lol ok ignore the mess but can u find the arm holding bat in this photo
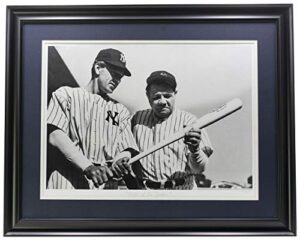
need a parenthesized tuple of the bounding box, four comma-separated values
(48, 125, 133, 188)
(184, 128, 213, 173)
(48, 127, 114, 187)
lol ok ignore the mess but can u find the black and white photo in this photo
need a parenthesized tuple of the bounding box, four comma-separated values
(40, 41, 258, 200)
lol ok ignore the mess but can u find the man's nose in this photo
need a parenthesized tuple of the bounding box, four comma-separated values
(158, 97, 167, 105)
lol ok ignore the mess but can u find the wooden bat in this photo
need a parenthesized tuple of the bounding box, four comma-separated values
(128, 98, 243, 165)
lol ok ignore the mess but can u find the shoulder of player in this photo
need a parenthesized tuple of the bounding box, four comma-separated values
(102, 94, 126, 107)
(111, 99, 129, 110)
(52, 87, 91, 104)
(54, 86, 82, 94)
(52, 86, 76, 98)
(132, 109, 152, 118)
(103, 97, 132, 116)
(131, 109, 152, 123)
(174, 109, 196, 120)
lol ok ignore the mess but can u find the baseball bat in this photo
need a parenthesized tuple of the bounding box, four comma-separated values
(128, 98, 243, 165)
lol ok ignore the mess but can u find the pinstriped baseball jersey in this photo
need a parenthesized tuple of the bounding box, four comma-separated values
(47, 86, 138, 189)
(131, 108, 212, 182)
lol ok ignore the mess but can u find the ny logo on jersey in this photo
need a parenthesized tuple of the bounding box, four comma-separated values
(105, 111, 119, 126)
(120, 53, 126, 63)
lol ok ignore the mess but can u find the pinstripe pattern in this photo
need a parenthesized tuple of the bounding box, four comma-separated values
(47, 86, 138, 189)
(131, 109, 212, 183)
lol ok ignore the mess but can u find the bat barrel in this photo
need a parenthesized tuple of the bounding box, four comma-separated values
(193, 98, 243, 129)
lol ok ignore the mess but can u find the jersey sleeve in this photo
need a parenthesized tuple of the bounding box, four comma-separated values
(183, 111, 213, 157)
(114, 107, 139, 155)
(47, 87, 71, 134)
(199, 128, 213, 157)
(183, 111, 214, 173)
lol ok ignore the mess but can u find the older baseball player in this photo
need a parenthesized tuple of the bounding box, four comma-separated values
(47, 48, 138, 189)
(128, 70, 213, 189)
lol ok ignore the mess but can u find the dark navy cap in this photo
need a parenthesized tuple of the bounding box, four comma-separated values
(146, 70, 177, 90)
(95, 48, 131, 76)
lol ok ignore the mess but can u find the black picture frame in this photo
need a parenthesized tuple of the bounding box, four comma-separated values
(4, 4, 295, 236)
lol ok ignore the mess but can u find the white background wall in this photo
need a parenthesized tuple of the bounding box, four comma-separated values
(0, 0, 298, 239)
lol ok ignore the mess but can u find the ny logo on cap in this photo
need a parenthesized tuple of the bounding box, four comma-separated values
(120, 53, 126, 63)
(160, 72, 168, 77)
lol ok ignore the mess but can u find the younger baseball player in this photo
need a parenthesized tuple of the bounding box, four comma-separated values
(47, 48, 139, 189)
(128, 70, 213, 190)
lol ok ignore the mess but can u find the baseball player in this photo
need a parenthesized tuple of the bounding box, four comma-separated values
(128, 70, 213, 190)
(47, 48, 139, 189)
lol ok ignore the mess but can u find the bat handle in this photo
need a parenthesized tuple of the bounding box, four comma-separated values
(128, 130, 186, 165)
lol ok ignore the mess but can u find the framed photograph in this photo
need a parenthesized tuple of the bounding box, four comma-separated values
(5, 4, 295, 235)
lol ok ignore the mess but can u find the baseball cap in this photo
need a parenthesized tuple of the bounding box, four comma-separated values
(95, 48, 131, 76)
(146, 70, 177, 90)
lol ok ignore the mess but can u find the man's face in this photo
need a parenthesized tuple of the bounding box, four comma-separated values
(147, 83, 177, 119)
(96, 62, 124, 94)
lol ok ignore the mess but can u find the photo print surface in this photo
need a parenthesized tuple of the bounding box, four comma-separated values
(40, 41, 258, 200)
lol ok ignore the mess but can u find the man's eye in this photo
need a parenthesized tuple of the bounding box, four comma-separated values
(98, 62, 107, 68)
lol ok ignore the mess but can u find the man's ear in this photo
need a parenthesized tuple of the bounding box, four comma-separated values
(146, 91, 152, 105)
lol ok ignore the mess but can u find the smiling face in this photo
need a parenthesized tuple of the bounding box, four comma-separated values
(95, 61, 124, 94)
(147, 83, 177, 119)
